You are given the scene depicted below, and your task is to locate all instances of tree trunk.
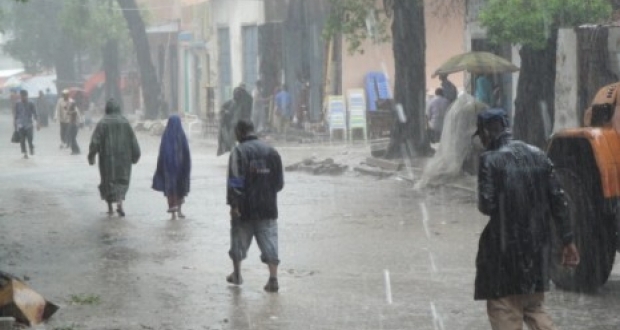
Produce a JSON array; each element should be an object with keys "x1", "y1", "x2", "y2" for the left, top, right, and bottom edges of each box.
[
  {"x1": 117, "y1": 0, "x2": 161, "y2": 119},
  {"x1": 577, "y1": 26, "x2": 618, "y2": 123},
  {"x1": 385, "y1": 0, "x2": 431, "y2": 159},
  {"x1": 53, "y1": 34, "x2": 77, "y2": 93},
  {"x1": 512, "y1": 30, "x2": 557, "y2": 149},
  {"x1": 102, "y1": 39, "x2": 124, "y2": 110}
]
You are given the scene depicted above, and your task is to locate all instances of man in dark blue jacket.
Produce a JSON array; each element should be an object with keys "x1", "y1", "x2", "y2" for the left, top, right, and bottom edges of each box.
[
  {"x1": 474, "y1": 109, "x2": 579, "y2": 329},
  {"x1": 13, "y1": 90, "x2": 39, "y2": 159},
  {"x1": 227, "y1": 119, "x2": 284, "y2": 292}
]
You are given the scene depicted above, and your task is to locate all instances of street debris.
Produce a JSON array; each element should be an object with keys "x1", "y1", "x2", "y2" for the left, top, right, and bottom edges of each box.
[
  {"x1": 133, "y1": 120, "x2": 166, "y2": 136},
  {"x1": 0, "y1": 272, "x2": 58, "y2": 326},
  {"x1": 353, "y1": 157, "x2": 405, "y2": 179},
  {"x1": 285, "y1": 158, "x2": 348, "y2": 175},
  {"x1": 69, "y1": 294, "x2": 101, "y2": 306},
  {"x1": 364, "y1": 157, "x2": 403, "y2": 171},
  {"x1": 353, "y1": 165, "x2": 394, "y2": 178}
]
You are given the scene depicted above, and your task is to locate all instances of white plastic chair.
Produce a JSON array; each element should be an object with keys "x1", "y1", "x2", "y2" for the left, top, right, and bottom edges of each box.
[
  {"x1": 347, "y1": 89, "x2": 368, "y2": 142},
  {"x1": 185, "y1": 114, "x2": 203, "y2": 138},
  {"x1": 327, "y1": 95, "x2": 347, "y2": 142}
]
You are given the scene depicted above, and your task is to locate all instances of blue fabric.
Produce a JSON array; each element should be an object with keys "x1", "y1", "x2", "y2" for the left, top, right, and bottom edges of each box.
[
  {"x1": 475, "y1": 76, "x2": 492, "y2": 106},
  {"x1": 228, "y1": 177, "x2": 245, "y2": 189},
  {"x1": 14, "y1": 101, "x2": 36, "y2": 129},
  {"x1": 275, "y1": 91, "x2": 292, "y2": 116},
  {"x1": 152, "y1": 115, "x2": 191, "y2": 197}
]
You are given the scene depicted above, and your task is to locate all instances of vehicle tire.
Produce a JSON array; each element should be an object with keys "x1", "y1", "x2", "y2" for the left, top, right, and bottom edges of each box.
[{"x1": 550, "y1": 169, "x2": 616, "y2": 292}]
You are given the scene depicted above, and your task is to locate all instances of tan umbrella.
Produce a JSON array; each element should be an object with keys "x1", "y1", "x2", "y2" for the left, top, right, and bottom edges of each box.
[{"x1": 432, "y1": 51, "x2": 519, "y2": 77}]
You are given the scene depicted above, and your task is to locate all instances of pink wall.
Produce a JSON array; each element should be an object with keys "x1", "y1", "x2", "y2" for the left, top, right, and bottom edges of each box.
[{"x1": 341, "y1": 2, "x2": 465, "y2": 98}]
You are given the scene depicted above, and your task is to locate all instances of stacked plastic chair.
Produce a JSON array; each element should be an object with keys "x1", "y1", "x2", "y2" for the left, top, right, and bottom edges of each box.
[{"x1": 347, "y1": 89, "x2": 367, "y2": 142}]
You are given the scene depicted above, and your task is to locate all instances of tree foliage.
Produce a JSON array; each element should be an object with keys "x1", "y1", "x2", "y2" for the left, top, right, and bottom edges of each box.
[
  {"x1": 323, "y1": 0, "x2": 390, "y2": 54},
  {"x1": 479, "y1": 0, "x2": 612, "y2": 50},
  {"x1": 2, "y1": 0, "x2": 131, "y2": 73},
  {"x1": 2, "y1": 0, "x2": 63, "y2": 72},
  {"x1": 59, "y1": 1, "x2": 129, "y2": 54}
]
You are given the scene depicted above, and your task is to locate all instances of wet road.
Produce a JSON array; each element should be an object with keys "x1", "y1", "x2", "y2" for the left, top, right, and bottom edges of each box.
[{"x1": 1, "y1": 113, "x2": 620, "y2": 330}]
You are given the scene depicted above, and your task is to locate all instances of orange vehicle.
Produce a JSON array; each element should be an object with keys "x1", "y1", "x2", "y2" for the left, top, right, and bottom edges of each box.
[{"x1": 547, "y1": 82, "x2": 620, "y2": 291}]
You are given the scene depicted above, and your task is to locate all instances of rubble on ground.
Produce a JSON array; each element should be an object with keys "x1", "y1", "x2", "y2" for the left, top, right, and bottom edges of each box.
[
  {"x1": 133, "y1": 120, "x2": 167, "y2": 136},
  {"x1": 353, "y1": 157, "x2": 404, "y2": 178},
  {"x1": 285, "y1": 158, "x2": 348, "y2": 175},
  {"x1": 286, "y1": 155, "x2": 407, "y2": 179}
]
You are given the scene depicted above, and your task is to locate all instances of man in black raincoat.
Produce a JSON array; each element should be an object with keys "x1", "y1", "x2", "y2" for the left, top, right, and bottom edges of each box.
[
  {"x1": 217, "y1": 86, "x2": 253, "y2": 156},
  {"x1": 226, "y1": 119, "x2": 283, "y2": 292},
  {"x1": 474, "y1": 109, "x2": 579, "y2": 329}
]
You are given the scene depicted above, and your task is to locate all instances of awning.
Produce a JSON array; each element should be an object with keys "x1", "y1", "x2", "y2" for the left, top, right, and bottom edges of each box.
[
  {"x1": 146, "y1": 22, "x2": 180, "y2": 34},
  {"x1": 0, "y1": 68, "x2": 24, "y2": 78}
]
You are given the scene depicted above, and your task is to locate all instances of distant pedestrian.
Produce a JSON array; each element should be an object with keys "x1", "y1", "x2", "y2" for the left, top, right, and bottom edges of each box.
[
  {"x1": 227, "y1": 119, "x2": 284, "y2": 293},
  {"x1": 217, "y1": 86, "x2": 253, "y2": 156},
  {"x1": 439, "y1": 74, "x2": 457, "y2": 103},
  {"x1": 475, "y1": 75, "x2": 493, "y2": 106},
  {"x1": 251, "y1": 80, "x2": 266, "y2": 133},
  {"x1": 36, "y1": 91, "x2": 49, "y2": 127},
  {"x1": 426, "y1": 88, "x2": 450, "y2": 143},
  {"x1": 88, "y1": 100, "x2": 141, "y2": 217},
  {"x1": 54, "y1": 89, "x2": 73, "y2": 149},
  {"x1": 491, "y1": 83, "x2": 505, "y2": 110},
  {"x1": 13, "y1": 90, "x2": 39, "y2": 159},
  {"x1": 152, "y1": 115, "x2": 191, "y2": 220},
  {"x1": 236, "y1": 84, "x2": 253, "y2": 122},
  {"x1": 67, "y1": 102, "x2": 82, "y2": 155},
  {"x1": 473, "y1": 108, "x2": 580, "y2": 330},
  {"x1": 274, "y1": 85, "x2": 292, "y2": 134}
]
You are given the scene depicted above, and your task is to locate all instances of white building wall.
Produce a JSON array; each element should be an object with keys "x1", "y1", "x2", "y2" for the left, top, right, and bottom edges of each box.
[{"x1": 211, "y1": 0, "x2": 264, "y2": 102}]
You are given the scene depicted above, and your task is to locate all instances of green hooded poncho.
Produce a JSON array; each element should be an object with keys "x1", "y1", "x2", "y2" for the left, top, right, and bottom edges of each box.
[{"x1": 88, "y1": 100, "x2": 141, "y2": 202}]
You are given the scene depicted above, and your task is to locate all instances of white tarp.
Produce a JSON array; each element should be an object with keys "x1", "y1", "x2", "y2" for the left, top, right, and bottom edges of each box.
[
  {"x1": 0, "y1": 68, "x2": 24, "y2": 78},
  {"x1": 21, "y1": 75, "x2": 57, "y2": 96},
  {"x1": 415, "y1": 93, "x2": 488, "y2": 189}
]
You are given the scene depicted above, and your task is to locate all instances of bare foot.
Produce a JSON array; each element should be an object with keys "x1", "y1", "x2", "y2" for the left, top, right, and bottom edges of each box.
[
  {"x1": 264, "y1": 277, "x2": 279, "y2": 293},
  {"x1": 226, "y1": 272, "x2": 243, "y2": 285}
]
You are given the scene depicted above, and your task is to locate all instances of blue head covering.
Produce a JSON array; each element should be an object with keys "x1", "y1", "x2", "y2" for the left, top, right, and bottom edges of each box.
[{"x1": 152, "y1": 115, "x2": 191, "y2": 196}]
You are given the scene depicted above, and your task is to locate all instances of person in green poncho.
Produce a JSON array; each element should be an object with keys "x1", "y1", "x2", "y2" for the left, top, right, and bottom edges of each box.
[{"x1": 88, "y1": 100, "x2": 141, "y2": 217}]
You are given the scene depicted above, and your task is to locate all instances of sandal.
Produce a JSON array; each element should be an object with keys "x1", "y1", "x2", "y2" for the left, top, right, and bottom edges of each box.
[{"x1": 226, "y1": 272, "x2": 243, "y2": 285}]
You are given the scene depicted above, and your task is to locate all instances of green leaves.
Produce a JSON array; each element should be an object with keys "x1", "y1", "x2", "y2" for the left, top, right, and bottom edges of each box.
[
  {"x1": 3, "y1": 0, "x2": 133, "y2": 73},
  {"x1": 323, "y1": 0, "x2": 391, "y2": 54},
  {"x1": 59, "y1": 0, "x2": 130, "y2": 53},
  {"x1": 479, "y1": 0, "x2": 612, "y2": 50}
]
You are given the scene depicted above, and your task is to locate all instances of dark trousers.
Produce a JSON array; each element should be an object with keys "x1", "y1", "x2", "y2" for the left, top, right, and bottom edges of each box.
[
  {"x1": 68, "y1": 124, "x2": 80, "y2": 154},
  {"x1": 19, "y1": 127, "x2": 34, "y2": 154},
  {"x1": 60, "y1": 122, "x2": 69, "y2": 145}
]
